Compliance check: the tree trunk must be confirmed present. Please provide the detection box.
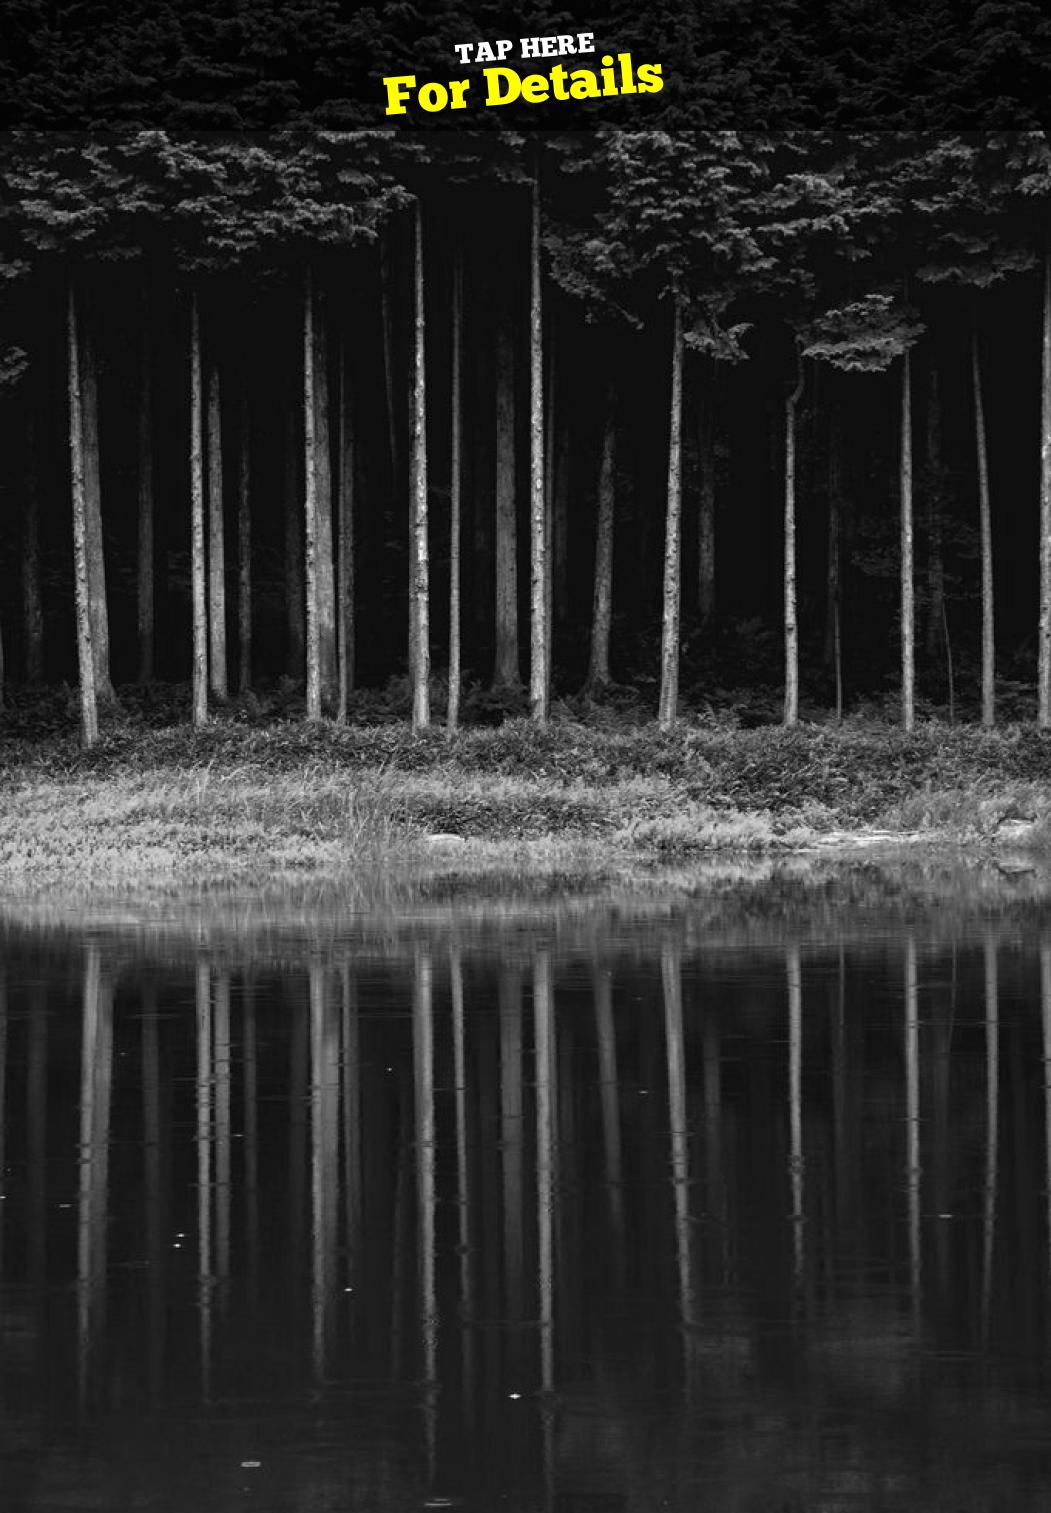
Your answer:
[137,321,154,684]
[529,171,548,725]
[80,309,112,702]
[304,270,321,722]
[283,402,304,677]
[584,379,616,696]
[493,290,519,690]
[207,355,227,702]
[1039,248,1051,726]
[237,388,251,695]
[784,359,804,728]
[22,412,43,684]
[974,317,995,728]
[448,247,463,733]
[380,231,399,499]
[410,199,430,731]
[697,375,716,622]
[901,348,916,734]
[189,290,208,728]
[925,360,946,661]
[313,293,337,708]
[68,282,98,748]
[337,334,355,723]
[658,299,684,732]
[825,396,844,723]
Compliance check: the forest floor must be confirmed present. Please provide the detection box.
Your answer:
[3,698,1051,890]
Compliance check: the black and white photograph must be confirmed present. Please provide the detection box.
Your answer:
[2,4,1051,1510]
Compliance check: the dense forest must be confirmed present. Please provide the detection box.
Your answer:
[3,129,1051,744]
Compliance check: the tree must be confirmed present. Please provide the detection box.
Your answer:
[68,283,97,748]
[409,198,430,732]
[237,388,251,696]
[189,289,207,728]
[336,335,354,723]
[447,248,463,733]
[584,379,617,697]
[304,268,321,722]
[659,299,685,731]
[529,167,548,725]
[207,351,227,702]
[783,356,804,726]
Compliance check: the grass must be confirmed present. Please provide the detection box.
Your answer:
[3,709,1051,890]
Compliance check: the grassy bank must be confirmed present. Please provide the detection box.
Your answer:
[2,713,1051,889]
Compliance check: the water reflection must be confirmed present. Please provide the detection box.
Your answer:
[4,900,1051,1507]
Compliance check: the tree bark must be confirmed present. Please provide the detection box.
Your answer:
[658,299,684,732]
[207,355,228,701]
[283,401,304,677]
[493,289,519,690]
[337,334,355,723]
[80,308,112,702]
[448,247,463,733]
[584,379,616,696]
[697,374,716,622]
[1039,248,1051,726]
[237,388,251,695]
[529,170,548,725]
[825,396,844,723]
[901,348,916,734]
[925,360,946,661]
[189,290,207,727]
[410,199,430,731]
[137,320,154,683]
[22,412,43,684]
[973,317,995,728]
[784,359,804,728]
[68,282,98,748]
[312,293,337,707]
[304,269,321,722]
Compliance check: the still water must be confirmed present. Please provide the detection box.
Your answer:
[3,870,1051,1511]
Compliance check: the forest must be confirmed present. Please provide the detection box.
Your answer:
[2,128,1051,747]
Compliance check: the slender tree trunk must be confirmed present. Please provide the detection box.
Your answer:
[698,375,716,622]
[825,396,844,722]
[925,361,946,661]
[207,356,228,701]
[80,309,112,702]
[313,294,337,707]
[237,388,251,695]
[901,348,916,734]
[584,379,616,696]
[448,248,463,733]
[304,269,321,722]
[973,318,995,728]
[137,321,154,683]
[68,282,98,748]
[189,290,208,728]
[410,199,430,731]
[337,334,355,723]
[22,412,43,684]
[529,171,548,725]
[658,299,684,731]
[784,359,804,728]
[493,291,519,690]
[1039,249,1051,726]
[283,402,304,677]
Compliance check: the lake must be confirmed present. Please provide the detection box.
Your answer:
[2,860,1051,1511]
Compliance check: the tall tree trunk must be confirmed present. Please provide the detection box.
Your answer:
[697,372,716,622]
[207,355,228,701]
[189,290,208,728]
[283,402,304,677]
[337,333,355,723]
[80,308,112,702]
[529,171,548,725]
[237,388,251,695]
[410,199,430,731]
[658,299,684,732]
[313,293,337,707]
[973,317,995,728]
[493,290,519,691]
[825,396,844,723]
[901,348,916,734]
[304,269,321,722]
[584,379,616,696]
[1039,249,1051,726]
[22,412,43,684]
[925,360,946,661]
[784,359,804,728]
[448,247,463,733]
[137,320,154,683]
[68,282,98,748]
